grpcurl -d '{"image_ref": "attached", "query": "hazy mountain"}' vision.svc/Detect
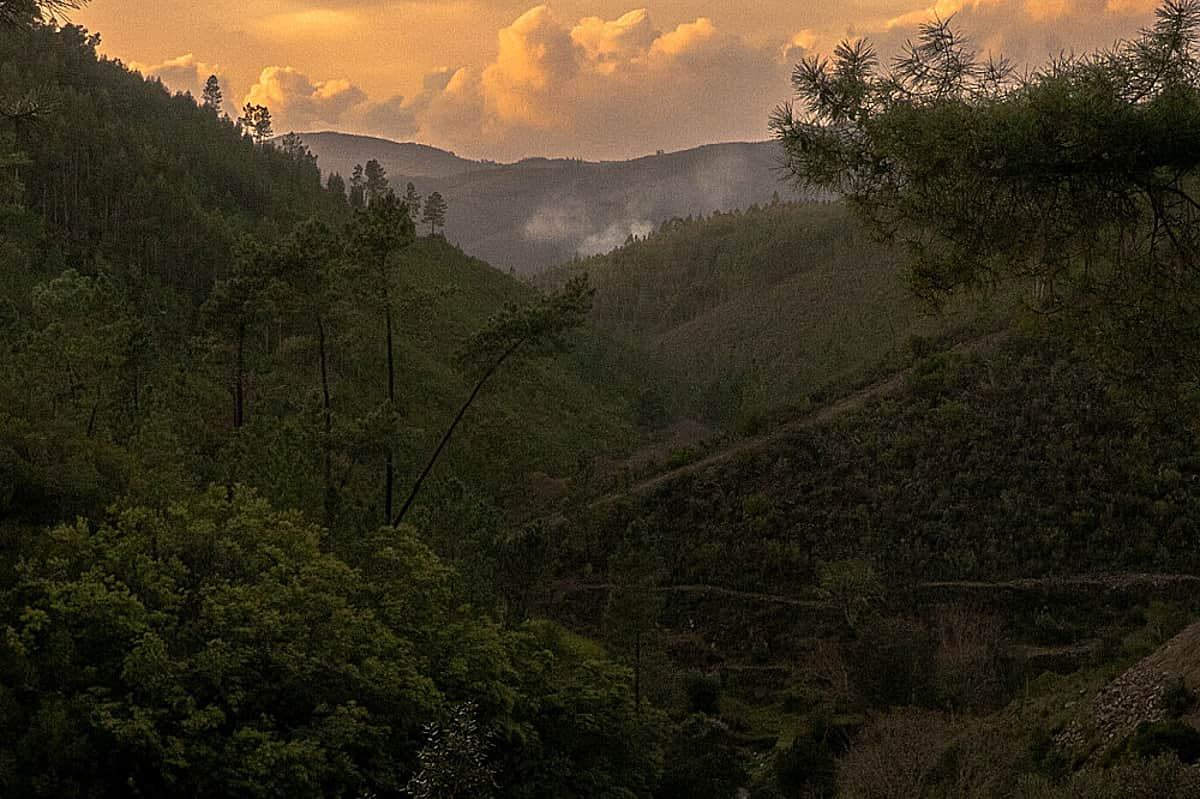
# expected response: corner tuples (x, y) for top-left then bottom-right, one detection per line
(296, 132), (805, 272)
(294, 131), (492, 179)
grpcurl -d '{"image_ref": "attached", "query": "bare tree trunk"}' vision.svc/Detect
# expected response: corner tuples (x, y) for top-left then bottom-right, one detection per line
(234, 321), (246, 428)
(393, 338), (523, 527)
(317, 315), (334, 528)
(383, 299), (396, 524)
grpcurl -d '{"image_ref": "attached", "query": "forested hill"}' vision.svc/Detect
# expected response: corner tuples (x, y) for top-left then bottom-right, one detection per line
(297, 132), (805, 271)
(538, 201), (1008, 426)
(0, 21), (651, 534)
(1, 17), (674, 796)
(4, 24), (345, 302)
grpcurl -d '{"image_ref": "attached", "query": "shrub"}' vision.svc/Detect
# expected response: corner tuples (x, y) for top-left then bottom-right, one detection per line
(684, 671), (721, 716)
(847, 617), (937, 709)
(1126, 721), (1200, 765)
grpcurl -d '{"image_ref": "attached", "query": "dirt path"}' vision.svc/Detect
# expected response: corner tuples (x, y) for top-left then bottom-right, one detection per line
(554, 572), (1200, 609)
(919, 573), (1200, 592)
(592, 331), (1009, 505)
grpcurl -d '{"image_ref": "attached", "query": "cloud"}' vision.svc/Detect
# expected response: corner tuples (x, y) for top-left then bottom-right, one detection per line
(244, 66), (367, 130)
(480, 5), (581, 128)
(571, 9), (658, 66)
(211, 2), (1162, 161)
(129, 53), (224, 100)
(410, 6), (793, 159)
(649, 17), (718, 58)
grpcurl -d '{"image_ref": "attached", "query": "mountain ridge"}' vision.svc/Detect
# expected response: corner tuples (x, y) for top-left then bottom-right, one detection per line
(295, 131), (804, 271)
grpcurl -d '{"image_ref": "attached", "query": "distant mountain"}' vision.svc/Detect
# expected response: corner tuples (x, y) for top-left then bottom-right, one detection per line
(294, 132), (490, 179)
(295, 133), (805, 272)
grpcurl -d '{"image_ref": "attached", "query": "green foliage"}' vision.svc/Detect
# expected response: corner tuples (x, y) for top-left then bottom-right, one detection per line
(683, 672), (721, 716)
(846, 617), (937, 709)
(774, 0), (1200, 393)
(817, 559), (884, 632)
(1165, 680), (1197, 719)
(565, 334), (1200, 591)
(657, 715), (746, 799)
(540, 201), (996, 423)
(1017, 756), (1200, 798)
(1126, 721), (1200, 765)
(0, 489), (667, 796)
(770, 727), (837, 798)
(408, 702), (498, 799)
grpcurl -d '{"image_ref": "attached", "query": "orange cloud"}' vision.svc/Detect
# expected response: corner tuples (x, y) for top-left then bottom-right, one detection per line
(244, 66), (367, 129)
(129, 53), (224, 101)
(571, 9), (658, 68)
(481, 5), (580, 128)
(649, 17), (718, 57)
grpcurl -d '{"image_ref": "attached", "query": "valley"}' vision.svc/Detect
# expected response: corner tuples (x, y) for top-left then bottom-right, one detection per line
(4, 3), (1200, 797)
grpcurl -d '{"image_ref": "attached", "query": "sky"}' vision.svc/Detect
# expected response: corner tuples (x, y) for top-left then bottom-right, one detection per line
(74, 0), (1162, 161)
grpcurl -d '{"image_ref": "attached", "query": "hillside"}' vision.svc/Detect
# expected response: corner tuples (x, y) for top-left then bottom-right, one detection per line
(530, 329), (1200, 796)
(539, 201), (1007, 426)
(291, 131), (491, 179)
(298, 132), (806, 271)
(0, 22), (648, 539)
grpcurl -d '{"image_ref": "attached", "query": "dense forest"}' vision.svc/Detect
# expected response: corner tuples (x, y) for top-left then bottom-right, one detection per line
(7, 0), (1200, 796)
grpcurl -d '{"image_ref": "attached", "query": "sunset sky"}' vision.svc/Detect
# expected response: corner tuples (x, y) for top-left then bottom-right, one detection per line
(76, 0), (1161, 161)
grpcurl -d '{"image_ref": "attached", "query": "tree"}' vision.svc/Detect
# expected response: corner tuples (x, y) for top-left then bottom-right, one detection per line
(238, 102), (273, 144)
(202, 237), (274, 429)
(771, 1), (1200, 389)
(349, 162), (366, 208)
(604, 537), (665, 711)
(392, 274), (594, 526)
(364, 158), (389, 206)
(201, 74), (222, 113)
(423, 190), (447, 235)
(0, 0), (86, 26)
(24, 269), (137, 439)
(404, 181), (422, 217)
(817, 559), (884, 632)
(276, 219), (343, 527)
(327, 171), (347, 201)
(408, 702), (498, 799)
(345, 192), (416, 523)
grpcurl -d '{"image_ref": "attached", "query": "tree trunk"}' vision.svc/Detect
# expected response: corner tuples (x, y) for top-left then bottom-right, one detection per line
(393, 338), (523, 527)
(318, 315), (335, 528)
(383, 298), (396, 524)
(633, 631), (642, 711)
(234, 321), (246, 428)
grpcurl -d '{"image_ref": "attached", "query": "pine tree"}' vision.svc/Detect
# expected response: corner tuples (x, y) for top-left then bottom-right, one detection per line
(238, 103), (273, 145)
(403, 182), (421, 217)
(364, 159), (388, 206)
(201, 75), (222, 114)
(422, 191), (447, 236)
(349, 163), (366, 209)
(327, 173), (347, 203)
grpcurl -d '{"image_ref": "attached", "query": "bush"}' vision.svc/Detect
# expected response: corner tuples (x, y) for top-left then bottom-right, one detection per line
(773, 728), (837, 798)
(1126, 721), (1200, 765)
(1164, 680), (1197, 720)
(684, 671), (721, 716)
(847, 617), (937, 709)
(657, 715), (747, 799)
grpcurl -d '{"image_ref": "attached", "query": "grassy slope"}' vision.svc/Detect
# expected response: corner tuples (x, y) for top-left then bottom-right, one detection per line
(540, 201), (1004, 426)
